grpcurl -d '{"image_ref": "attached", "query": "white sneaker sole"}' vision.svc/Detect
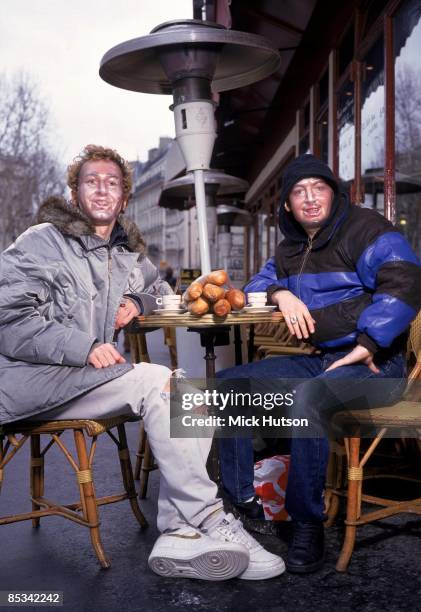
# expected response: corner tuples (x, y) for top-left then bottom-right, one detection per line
(239, 558), (286, 580)
(149, 549), (249, 581)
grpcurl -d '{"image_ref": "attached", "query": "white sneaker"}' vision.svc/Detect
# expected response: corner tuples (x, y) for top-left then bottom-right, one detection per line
(205, 513), (285, 580)
(148, 525), (249, 581)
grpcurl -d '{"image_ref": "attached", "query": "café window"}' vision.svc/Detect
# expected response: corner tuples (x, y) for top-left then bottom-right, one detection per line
(315, 67), (329, 164)
(337, 77), (355, 182)
(265, 205), (277, 261)
(258, 212), (268, 268)
(361, 35), (385, 211)
(248, 150), (294, 274)
(394, 0), (421, 258)
(316, 112), (329, 165)
(299, 99), (311, 155)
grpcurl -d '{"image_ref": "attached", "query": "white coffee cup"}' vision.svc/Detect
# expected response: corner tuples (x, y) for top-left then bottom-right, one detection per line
(156, 295), (182, 309)
(247, 291), (267, 306)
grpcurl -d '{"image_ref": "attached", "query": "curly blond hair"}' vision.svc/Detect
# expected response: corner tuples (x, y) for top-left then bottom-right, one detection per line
(67, 144), (133, 204)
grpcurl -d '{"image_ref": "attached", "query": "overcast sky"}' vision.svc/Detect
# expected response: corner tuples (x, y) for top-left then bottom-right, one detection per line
(0, 0), (192, 163)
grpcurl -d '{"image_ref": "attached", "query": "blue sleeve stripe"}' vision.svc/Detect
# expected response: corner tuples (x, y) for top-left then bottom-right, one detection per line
(317, 332), (358, 349)
(358, 293), (416, 347)
(244, 257), (284, 293)
(286, 271), (364, 309)
(356, 232), (419, 289)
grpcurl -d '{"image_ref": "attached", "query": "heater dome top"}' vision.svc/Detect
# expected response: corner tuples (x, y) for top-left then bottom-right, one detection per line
(217, 204), (252, 227)
(150, 19), (225, 33)
(164, 169), (249, 195)
(158, 169), (249, 210)
(99, 19), (280, 95)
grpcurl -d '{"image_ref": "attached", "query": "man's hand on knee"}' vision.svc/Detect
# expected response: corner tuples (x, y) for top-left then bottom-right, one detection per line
(325, 345), (379, 374)
(88, 343), (126, 368)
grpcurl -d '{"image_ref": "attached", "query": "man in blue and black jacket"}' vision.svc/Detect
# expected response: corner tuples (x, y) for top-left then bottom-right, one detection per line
(217, 154), (421, 574)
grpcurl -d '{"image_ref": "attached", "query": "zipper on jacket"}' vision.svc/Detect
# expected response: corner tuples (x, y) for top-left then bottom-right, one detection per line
(106, 248), (113, 342)
(297, 236), (313, 300)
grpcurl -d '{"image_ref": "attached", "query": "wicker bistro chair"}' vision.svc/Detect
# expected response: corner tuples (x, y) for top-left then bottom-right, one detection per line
(328, 311), (421, 571)
(0, 416), (148, 568)
(253, 321), (315, 359)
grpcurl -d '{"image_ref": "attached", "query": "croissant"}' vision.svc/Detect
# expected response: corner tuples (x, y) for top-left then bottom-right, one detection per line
(185, 282), (204, 301)
(225, 288), (246, 310)
(213, 298), (231, 317)
(207, 270), (228, 286)
(202, 283), (226, 303)
(188, 297), (210, 315)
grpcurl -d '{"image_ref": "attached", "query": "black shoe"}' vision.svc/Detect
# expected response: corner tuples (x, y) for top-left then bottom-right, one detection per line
(233, 495), (265, 520)
(286, 521), (325, 574)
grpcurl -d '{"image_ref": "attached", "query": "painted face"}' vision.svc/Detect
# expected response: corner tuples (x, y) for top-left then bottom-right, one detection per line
(285, 177), (334, 236)
(77, 159), (126, 227)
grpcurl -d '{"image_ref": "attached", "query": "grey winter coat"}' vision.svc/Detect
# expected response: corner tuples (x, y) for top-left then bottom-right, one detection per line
(0, 199), (172, 424)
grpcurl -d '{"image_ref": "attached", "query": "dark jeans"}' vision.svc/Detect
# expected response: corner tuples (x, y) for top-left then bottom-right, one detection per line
(217, 349), (406, 522)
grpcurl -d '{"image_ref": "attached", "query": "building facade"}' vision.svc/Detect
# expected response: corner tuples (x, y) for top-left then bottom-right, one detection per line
(129, 137), (200, 273)
(129, 137), (248, 281)
(208, 0), (421, 275)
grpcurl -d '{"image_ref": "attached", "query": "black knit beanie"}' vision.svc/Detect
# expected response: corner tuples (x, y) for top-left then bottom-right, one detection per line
(279, 154), (338, 206)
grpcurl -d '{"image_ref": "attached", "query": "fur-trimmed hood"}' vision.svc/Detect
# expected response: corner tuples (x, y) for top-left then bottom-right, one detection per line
(36, 196), (146, 255)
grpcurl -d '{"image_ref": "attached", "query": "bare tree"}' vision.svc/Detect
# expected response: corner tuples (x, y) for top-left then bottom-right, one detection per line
(395, 63), (421, 258)
(0, 72), (66, 250)
(395, 64), (421, 167)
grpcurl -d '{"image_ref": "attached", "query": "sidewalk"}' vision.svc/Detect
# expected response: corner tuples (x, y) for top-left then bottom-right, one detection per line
(1, 331), (420, 612)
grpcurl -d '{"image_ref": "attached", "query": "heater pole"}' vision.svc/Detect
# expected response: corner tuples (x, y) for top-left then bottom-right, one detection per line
(193, 169), (212, 274)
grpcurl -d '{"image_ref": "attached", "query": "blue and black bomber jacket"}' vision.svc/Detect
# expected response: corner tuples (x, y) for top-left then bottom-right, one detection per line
(245, 194), (421, 354)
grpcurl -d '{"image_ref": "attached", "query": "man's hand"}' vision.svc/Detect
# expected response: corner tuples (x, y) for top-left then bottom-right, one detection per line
(88, 343), (126, 369)
(271, 290), (316, 340)
(115, 299), (140, 330)
(325, 345), (380, 374)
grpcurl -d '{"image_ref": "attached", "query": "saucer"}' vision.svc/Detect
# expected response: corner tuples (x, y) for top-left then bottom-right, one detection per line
(152, 308), (186, 316)
(244, 305), (277, 313)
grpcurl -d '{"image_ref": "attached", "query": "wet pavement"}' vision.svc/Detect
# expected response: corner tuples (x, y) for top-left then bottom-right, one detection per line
(1, 331), (420, 612)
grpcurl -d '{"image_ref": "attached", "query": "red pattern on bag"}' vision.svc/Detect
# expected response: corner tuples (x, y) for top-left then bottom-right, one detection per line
(253, 455), (291, 521)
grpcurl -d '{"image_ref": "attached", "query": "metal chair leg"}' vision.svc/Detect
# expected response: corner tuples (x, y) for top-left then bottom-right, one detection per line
(164, 327), (178, 369)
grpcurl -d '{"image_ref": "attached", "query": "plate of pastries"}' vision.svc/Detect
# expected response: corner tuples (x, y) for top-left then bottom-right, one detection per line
(183, 270), (246, 317)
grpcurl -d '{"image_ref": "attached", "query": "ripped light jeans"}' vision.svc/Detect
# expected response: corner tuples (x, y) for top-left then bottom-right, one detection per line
(35, 362), (223, 532)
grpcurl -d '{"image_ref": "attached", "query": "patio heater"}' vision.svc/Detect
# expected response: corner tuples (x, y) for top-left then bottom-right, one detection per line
(99, 19), (280, 274)
(158, 169), (249, 268)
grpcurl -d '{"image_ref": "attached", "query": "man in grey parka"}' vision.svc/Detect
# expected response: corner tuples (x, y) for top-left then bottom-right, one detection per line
(0, 144), (284, 582)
